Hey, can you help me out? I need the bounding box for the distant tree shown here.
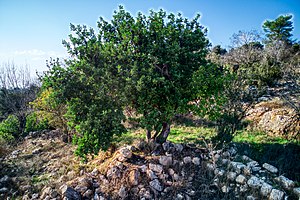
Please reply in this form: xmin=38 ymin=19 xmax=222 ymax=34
xmin=0 ymin=62 xmax=38 ymax=135
xmin=263 ymin=14 xmax=294 ymax=44
xmin=212 ymin=45 xmax=227 ymax=55
xmin=43 ymin=6 xmax=228 ymax=158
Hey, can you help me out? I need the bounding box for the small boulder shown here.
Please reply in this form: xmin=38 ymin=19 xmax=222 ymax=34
xmin=149 ymin=163 xmax=163 ymax=174
xmin=227 ymin=172 xmax=237 ymax=181
xmin=192 ymin=157 xmax=200 ymax=165
xmin=129 ymin=169 xmax=140 ymax=185
xmin=262 ymin=163 xmax=278 ymax=174
xmin=269 ymin=189 xmax=284 ymax=200
xmin=118 ymin=186 xmax=127 ymax=199
xmin=276 ymin=175 xmax=295 ymax=190
xmin=150 ymin=179 xmax=163 ymax=192
xmin=260 ymin=182 xmax=273 ymax=197
xmin=174 ymin=144 xmax=183 ymax=152
xmin=159 ymin=156 xmax=173 ymax=166
xmin=235 ymin=174 xmax=246 ymax=184
xmin=183 ymin=156 xmax=192 ymax=164
xmin=62 ymin=187 xmax=81 ymax=200
xmin=118 ymin=147 xmax=132 ymax=161
xmin=293 ymin=187 xmax=300 ymax=199
xmin=247 ymin=176 xmax=262 ymax=189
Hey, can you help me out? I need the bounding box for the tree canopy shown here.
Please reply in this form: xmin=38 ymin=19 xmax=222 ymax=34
xmin=42 ymin=6 xmax=227 ymax=159
xmin=263 ymin=14 xmax=294 ymax=44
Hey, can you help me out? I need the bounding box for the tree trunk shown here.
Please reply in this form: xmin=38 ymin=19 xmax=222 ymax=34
xmin=155 ymin=122 xmax=170 ymax=144
xmin=146 ymin=129 xmax=151 ymax=142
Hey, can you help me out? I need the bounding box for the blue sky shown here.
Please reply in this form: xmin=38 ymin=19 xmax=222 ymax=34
xmin=0 ymin=0 xmax=299 ymax=74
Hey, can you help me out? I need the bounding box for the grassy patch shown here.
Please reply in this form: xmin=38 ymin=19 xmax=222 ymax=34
xmin=233 ymin=130 xmax=300 ymax=145
xmin=168 ymin=126 xmax=217 ymax=144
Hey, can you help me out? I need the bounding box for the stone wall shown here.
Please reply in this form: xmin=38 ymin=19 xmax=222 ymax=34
xmin=204 ymin=145 xmax=300 ymax=200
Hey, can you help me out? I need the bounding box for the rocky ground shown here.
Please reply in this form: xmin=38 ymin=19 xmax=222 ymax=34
xmin=0 ymin=129 xmax=299 ymax=200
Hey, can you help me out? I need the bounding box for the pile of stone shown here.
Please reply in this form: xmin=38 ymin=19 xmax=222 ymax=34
xmin=204 ymin=145 xmax=300 ymax=200
xmin=58 ymin=141 xmax=203 ymax=200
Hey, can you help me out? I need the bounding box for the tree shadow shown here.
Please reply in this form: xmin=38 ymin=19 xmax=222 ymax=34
xmin=234 ymin=142 xmax=300 ymax=183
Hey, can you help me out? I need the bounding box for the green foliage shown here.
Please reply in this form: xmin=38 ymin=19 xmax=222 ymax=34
xmin=0 ymin=115 xmax=19 ymax=141
xmin=42 ymin=6 xmax=227 ymax=158
xmin=31 ymin=88 xmax=67 ymax=133
xmin=263 ymin=15 xmax=294 ymax=44
xmin=24 ymin=112 xmax=49 ymax=134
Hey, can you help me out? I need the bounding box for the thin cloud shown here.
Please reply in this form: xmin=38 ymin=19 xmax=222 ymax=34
xmin=13 ymin=49 xmax=67 ymax=61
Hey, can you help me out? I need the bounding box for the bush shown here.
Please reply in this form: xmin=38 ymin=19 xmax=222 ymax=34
xmin=0 ymin=115 xmax=19 ymax=142
xmin=25 ymin=112 xmax=50 ymax=134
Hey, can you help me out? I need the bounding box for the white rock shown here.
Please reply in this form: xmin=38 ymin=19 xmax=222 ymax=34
xmin=183 ymin=156 xmax=192 ymax=164
xmin=119 ymin=186 xmax=127 ymax=198
xmin=247 ymin=176 xmax=262 ymax=189
xmin=269 ymin=189 xmax=284 ymax=200
xmin=230 ymin=162 xmax=246 ymax=174
xmin=260 ymin=182 xmax=273 ymax=197
xmin=174 ymin=144 xmax=183 ymax=152
xmin=192 ymin=157 xmax=200 ymax=165
xmin=159 ymin=156 xmax=172 ymax=166
xmin=149 ymin=163 xmax=163 ymax=174
xmin=140 ymin=165 xmax=147 ymax=173
xmin=262 ymin=163 xmax=278 ymax=173
xmin=147 ymin=170 xmax=158 ymax=180
xmin=246 ymin=195 xmax=256 ymax=200
xmin=150 ymin=179 xmax=163 ymax=192
xmin=227 ymin=172 xmax=237 ymax=181
xmin=118 ymin=147 xmax=132 ymax=161
xmin=91 ymin=168 xmax=99 ymax=176
xmin=277 ymin=175 xmax=294 ymax=190
xmin=0 ymin=187 xmax=8 ymax=193
xmin=221 ymin=185 xmax=229 ymax=193
xmin=176 ymin=193 xmax=184 ymax=199
xmin=168 ymin=168 xmax=175 ymax=176
xmin=162 ymin=141 xmax=171 ymax=151
xmin=235 ymin=174 xmax=246 ymax=184
xmin=293 ymin=187 xmax=300 ymax=199
xmin=242 ymin=155 xmax=253 ymax=162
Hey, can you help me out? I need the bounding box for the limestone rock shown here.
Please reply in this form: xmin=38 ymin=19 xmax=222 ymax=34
xmin=227 ymin=172 xmax=237 ymax=181
xmin=293 ymin=187 xmax=300 ymax=199
xmin=129 ymin=169 xmax=140 ymax=185
xmin=0 ymin=187 xmax=8 ymax=193
xmin=159 ymin=156 xmax=172 ymax=166
xmin=150 ymin=179 xmax=163 ymax=192
xmin=235 ymin=174 xmax=246 ymax=184
xmin=260 ymin=182 xmax=272 ymax=197
xmin=269 ymin=189 xmax=284 ymax=200
xmin=262 ymin=163 xmax=278 ymax=174
xmin=118 ymin=186 xmax=127 ymax=198
xmin=246 ymin=195 xmax=256 ymax=200
xmin=192 ymin=157 xmax=200 ymax=165
xmin=174 ymin=144 xmax=183 ymax=152
xmin=183 ymin=156 xmax=192 ymax=164
xmin=230 ymin=161 xmax=245 ymax=174
xmin=62 ymin=187 xmax=81 ymax=200
xmin=91 ymin=168 xmax=99 ymax=176
xmin=162 ymin=141 xmax=171 ymax=152
xmin=149 ymin=163 xmax=163 ymax=174
xmin=247 ymin=176 xmax=262 ymax=189
xmin=147 ymin=169 xmax=158 ymax=180
xmin=83 ymin=189 xmax=93 ymax=198
xmin=276 ymin=175 xmax=295 ymax=190
xmin=118 ymin=147 xmax=132 ymax=161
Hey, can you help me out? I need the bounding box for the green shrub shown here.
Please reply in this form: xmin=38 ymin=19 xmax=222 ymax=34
xmin=0 ymin=115 xmax=19 ymax=141
xmin=25 ymin=112 xmax=50 ymax=134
